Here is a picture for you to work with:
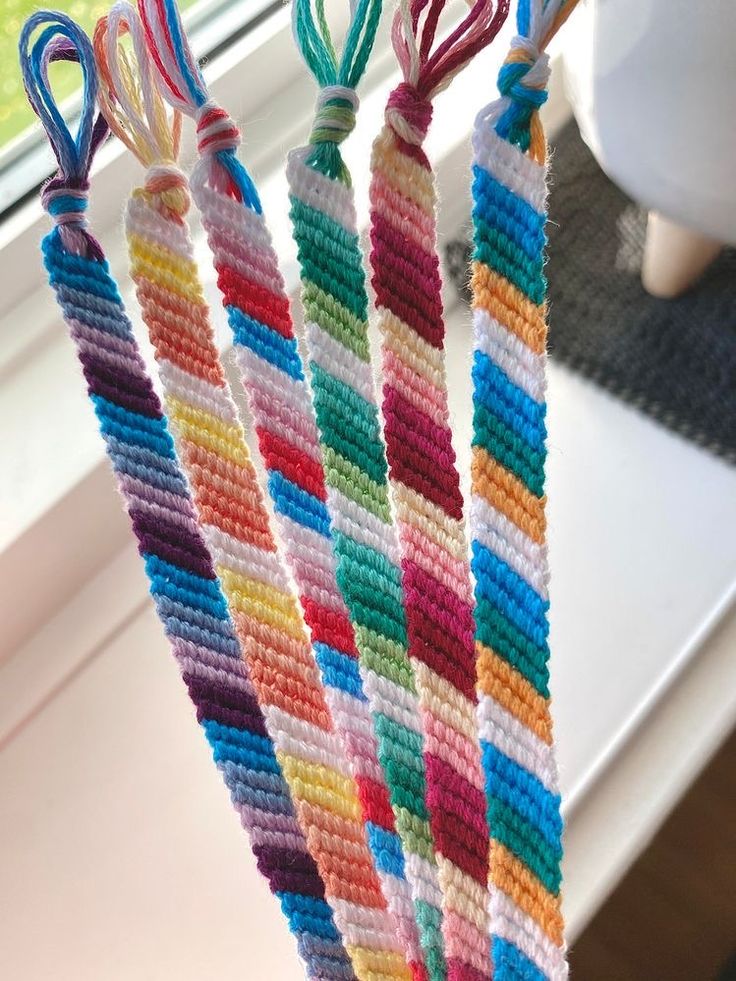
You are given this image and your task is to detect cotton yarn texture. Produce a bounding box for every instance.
[137,2,429,973]
[469,1,579,978]
[368,3,508,977]
[19,0,582,976]
[288,1,450,976]
[20,14,355,981]
[102,4,414,979]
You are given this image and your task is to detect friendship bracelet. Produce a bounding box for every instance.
[128,0,428,975]
[18,15,352,980]
[369,3,509,977]
[102,4,412,978]
[288,1,449,975]
[468,1,580,977]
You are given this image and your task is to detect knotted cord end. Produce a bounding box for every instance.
[142,162,190,218]
[492,0,582,159]
[196,101,241,156]
[385,82,433,146]
[495,39,550,156]
[20,11,106,259]
[42,181,89,227]
[308,85,359,148]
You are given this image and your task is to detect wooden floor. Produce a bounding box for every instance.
[569,729,736,980]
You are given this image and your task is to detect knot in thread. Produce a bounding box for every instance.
[309,85,359,147]
[497,39,550,113]
[42,183,89,227]
[144,163,190,217]
[196,101,241,157]
[385,82,433,146]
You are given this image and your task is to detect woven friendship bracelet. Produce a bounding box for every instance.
[468,1,579,977]
[288,1,450,976]
[369,3,509,977]
[129,0,427,976]
[105,3,412,978]
[19,15,352,980]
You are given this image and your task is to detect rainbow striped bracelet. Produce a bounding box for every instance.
[368,3,510,976]
[97,4,414,978]
[19,13,354,979]
[469,0,580,977]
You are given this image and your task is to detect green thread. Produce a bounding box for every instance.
[296,245,368,319]
[303,281,370,361]
[292,0,381,183]
[354,626,415,689]
[472,404,546,496]
[290,2,447,975]
[488,797,562,895]
[475,600,551,697]
[322,448,391,522]
[474,224,547,305]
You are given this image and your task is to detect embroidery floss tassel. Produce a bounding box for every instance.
[369,2,509,978]
[469,0,580,977]
[19,14,353,979]
[288,1,449,976]
[129,0,427,975]
[103,5,411,979]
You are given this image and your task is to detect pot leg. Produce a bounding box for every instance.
[641,211,722,299]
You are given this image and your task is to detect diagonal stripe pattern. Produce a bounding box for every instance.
[44,230,353,980]
[468,1,580,977]
[368,3,510,976]
[191,174,428,981]
[287,0,454,974]
[21,14,353,979]
[129,0,422,972]
[125,160,412,981]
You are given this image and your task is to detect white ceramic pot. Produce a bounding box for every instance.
[562,0,736,248]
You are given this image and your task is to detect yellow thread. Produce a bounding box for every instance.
[167,396,250,467]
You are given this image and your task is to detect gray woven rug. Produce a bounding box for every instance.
[445,120,736,463]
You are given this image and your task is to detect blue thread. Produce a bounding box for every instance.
[472,165,544,243]
[314,644,367,701]
[482,743,563,845]
[268,471,331,537]
[473,350,547,438]
[158,0,262,212]
[229,307,304,380]
[366,822,406,878]
[280,893,343,941]
[204,721,282,773]
[492,938,547,981]
[146,555,229,617]
[471,542,549,643]
[160,613,241,657]
[92,395,177,458]
[45,193,87,217]
[19,11,97,180]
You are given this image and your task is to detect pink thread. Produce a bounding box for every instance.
[385,82,433,146]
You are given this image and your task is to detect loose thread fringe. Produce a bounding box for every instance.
[128,2,416,978]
